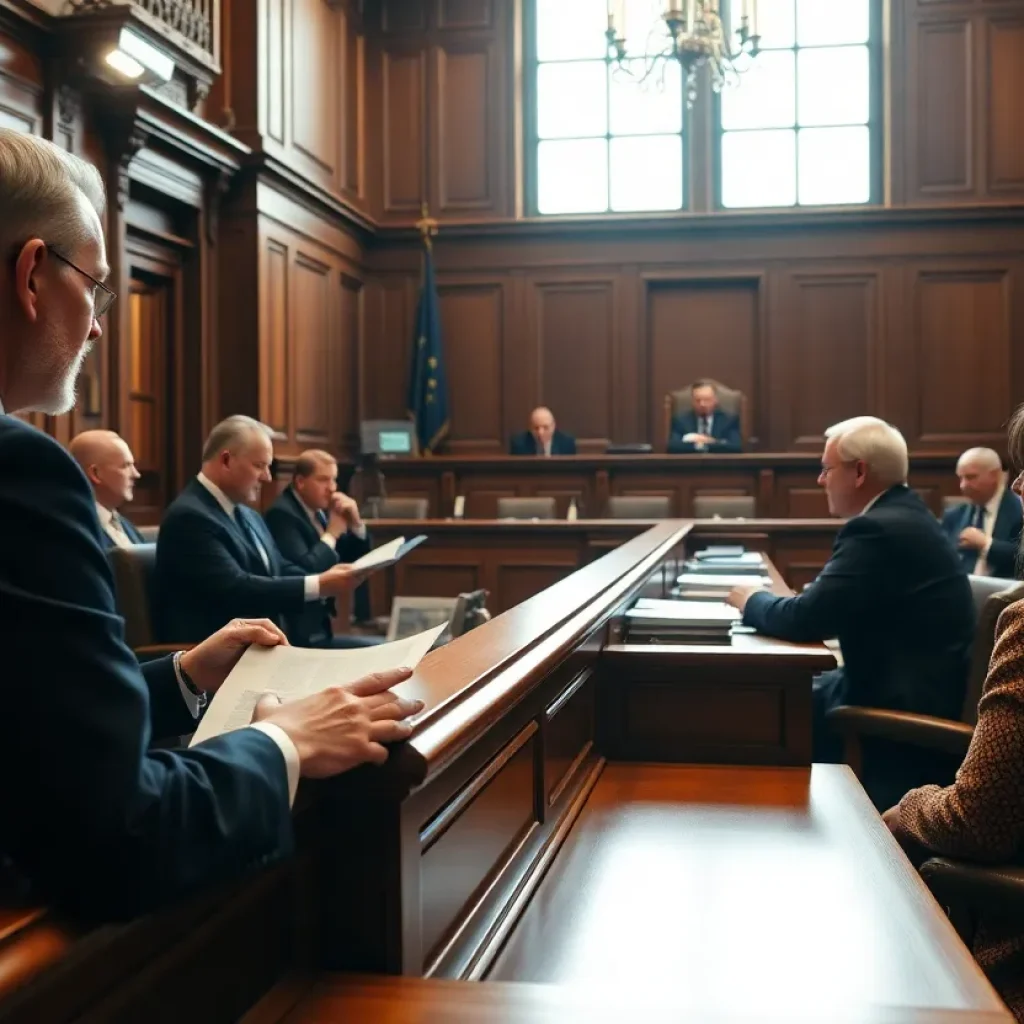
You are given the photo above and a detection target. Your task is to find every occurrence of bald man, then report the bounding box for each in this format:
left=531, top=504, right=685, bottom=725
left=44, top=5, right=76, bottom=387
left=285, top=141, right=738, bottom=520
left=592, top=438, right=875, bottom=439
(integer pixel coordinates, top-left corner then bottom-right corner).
left=941, top=447, right=1022, bottom=578
left=509, top=407, right=576, bottom=457
left=69, top=430, right=144, bottom=549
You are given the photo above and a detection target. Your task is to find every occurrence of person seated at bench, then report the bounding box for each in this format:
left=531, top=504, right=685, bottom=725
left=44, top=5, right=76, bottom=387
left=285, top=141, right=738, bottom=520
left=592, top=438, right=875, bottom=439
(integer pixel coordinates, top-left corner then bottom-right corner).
left=942, top=446, right=1022, bottom=579
left=885, top=410, right=1024, bottom=1018
left=726, top=416, right=974, bottom=763
left=0, top=128, right=423, bottom=920
left=667, top=380, right=742, bottom=454
left=69, top=429, right=144, bottom=549
left=509, top=406, right=576, bottom=457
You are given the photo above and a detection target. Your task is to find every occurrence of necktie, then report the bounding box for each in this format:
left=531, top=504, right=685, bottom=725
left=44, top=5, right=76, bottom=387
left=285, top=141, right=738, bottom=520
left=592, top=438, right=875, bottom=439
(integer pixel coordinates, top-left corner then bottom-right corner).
left=235, top=507, right=271, bottom=572
left=316, top=509, right=328, bottom=532
left=972, top=505, right=986, bottom=530
left=107, top=511, right=133, bottom=549
left=703, top=416, right=711, bottom=436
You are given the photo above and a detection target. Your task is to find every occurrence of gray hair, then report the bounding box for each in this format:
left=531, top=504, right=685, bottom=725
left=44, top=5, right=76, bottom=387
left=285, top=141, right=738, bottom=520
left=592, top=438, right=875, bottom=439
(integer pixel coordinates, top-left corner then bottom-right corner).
left=201, top=415, right=272, bottom=462
left=824, top=416, right=908, bottom=487
left=0, top=129, right=106, bottom=253
left=957, top=447, right=1002, bottom=473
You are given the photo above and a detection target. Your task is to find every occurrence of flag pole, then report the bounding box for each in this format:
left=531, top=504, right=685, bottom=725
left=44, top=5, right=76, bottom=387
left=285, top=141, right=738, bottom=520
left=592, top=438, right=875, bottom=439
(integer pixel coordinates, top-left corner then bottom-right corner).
left=411, top=204, right=440, bottom=457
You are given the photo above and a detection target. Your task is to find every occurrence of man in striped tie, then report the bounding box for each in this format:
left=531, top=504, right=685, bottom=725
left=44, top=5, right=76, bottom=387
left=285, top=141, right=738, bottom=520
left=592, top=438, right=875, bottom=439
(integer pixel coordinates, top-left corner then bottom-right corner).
left=70, top=430, right=145, bottom=549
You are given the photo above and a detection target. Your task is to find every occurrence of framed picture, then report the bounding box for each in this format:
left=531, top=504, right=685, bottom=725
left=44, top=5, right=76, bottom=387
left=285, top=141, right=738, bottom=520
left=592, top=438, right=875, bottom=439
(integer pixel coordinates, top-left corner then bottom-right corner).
left=385, top=596, right=459, bottom=642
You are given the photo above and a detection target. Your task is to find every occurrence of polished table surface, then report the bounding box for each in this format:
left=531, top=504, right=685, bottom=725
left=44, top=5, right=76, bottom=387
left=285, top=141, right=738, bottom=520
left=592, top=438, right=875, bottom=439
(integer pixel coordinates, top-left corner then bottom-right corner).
left=488, top=764, right=1006, bottom=1020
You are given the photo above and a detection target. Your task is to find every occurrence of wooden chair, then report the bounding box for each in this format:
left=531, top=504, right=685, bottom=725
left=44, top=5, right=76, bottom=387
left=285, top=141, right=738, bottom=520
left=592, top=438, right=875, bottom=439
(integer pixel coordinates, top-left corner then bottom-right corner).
left=371, top=497, right=429, bottom=519
left=497, top=496, right=557, bottom=520
left=663, top=379, right=749, bottom=451
left=107, top=544, right=193, bottom=660
left=692, top=494, right=756, bottom=519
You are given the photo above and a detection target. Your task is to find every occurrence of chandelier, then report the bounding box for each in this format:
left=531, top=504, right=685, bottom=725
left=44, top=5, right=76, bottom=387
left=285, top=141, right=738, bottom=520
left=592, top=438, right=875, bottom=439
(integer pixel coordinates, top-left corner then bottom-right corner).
left=605, top=1, right=760, bottom=104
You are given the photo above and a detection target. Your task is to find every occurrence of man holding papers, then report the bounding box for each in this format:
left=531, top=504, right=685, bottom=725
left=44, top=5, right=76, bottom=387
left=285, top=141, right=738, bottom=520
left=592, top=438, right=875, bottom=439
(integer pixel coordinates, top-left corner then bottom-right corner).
left=157, top=416, right=374, bottom=647
left=0, top=132, right=423, bottom=918
left=725, top=417, right=973, bottom=774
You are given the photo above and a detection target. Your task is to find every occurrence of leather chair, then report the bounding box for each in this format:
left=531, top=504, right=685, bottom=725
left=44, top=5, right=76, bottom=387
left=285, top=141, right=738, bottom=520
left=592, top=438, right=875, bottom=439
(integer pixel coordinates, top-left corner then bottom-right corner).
left=828, top=580, right=1024, bottom=800
left=920, top=857, right=1024, bottom=948
left=663, top=379, right=748, bottom=452
left=497, top=496, right=557, bottom=520
left=107, top=543, right=193, bottom=660
left=372, top=497, right=429, bottom=519
left=692, top=495, right=756, bottom=519
left=606, top=495, right=672, bottom=519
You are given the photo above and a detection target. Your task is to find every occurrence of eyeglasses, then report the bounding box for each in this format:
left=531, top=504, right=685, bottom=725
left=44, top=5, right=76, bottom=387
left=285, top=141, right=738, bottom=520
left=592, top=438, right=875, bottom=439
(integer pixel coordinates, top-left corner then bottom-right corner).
left=47, top=246, right=117, bottom=318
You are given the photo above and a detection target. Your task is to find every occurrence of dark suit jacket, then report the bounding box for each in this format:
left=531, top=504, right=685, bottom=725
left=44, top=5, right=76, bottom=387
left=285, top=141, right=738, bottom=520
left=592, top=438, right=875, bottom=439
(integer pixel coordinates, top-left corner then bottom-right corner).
left=0, top=416, right=292, bottom=919
left=264, top=487, right=371, bottom=645
left=941, top=489, right=1022, bottom=579
left=509, top=430, right=577, bottom=456
left=743, top=486, right=974, bottom=720
left=99, top=509, right=145, bottom=549
left=156, top=478, right=313, bottom=644
left=668, top=410, right=742, bottom=454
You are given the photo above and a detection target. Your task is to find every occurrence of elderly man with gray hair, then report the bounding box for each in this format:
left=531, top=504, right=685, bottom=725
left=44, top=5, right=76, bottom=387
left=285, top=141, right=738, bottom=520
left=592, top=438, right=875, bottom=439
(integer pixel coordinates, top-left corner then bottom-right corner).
left=941, top=446, right=1022, bottom=579
left=0, top=130, right=421, bottom=918
left=727, top=416, right=974, bottom=781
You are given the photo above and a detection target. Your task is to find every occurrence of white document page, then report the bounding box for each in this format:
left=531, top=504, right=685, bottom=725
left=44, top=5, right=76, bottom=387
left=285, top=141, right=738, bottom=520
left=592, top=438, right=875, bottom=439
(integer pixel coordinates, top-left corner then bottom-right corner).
left=350, top=536, right=406, bottom=571
left=189, top=623, right=446, bottom=746
left=675, top=573, right=773, bottom=589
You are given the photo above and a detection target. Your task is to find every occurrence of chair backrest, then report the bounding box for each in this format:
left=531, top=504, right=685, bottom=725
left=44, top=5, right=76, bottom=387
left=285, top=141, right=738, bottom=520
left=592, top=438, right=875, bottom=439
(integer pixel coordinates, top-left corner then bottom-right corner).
left=664, top=379, right=747, bottom=449
left=497, top=496, right=557, bottom=520
left=137, top=525, right=159, bottom=542
left=606, top=495, right=672, bottom=519
left=962, top=581, right=1024, bottom=724
left=108, top=543, right=158, bottom=648
left=375, top=497, right=429, bottom=519
left=692, top=495, right=756, bottom=519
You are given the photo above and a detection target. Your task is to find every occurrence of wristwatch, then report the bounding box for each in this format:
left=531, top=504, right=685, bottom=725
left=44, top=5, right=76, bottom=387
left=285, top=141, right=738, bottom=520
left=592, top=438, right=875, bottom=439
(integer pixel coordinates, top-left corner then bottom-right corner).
left=173, top=650, right=207, bottom=704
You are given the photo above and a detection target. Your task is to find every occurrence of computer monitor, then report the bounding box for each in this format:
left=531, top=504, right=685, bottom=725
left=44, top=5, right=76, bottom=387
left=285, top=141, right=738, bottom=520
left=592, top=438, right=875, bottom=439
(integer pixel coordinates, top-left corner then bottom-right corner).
left=385, top=596, right=458, bottom=642
left=360, top=420, right=416, bottom=458
left=449, top=589, right=490, bottom=639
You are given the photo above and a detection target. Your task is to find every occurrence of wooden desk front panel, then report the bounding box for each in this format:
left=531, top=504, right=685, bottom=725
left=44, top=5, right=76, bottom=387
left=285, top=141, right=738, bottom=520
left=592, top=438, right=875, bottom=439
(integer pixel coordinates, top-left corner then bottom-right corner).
left=370, top=453, right=959, bottom=520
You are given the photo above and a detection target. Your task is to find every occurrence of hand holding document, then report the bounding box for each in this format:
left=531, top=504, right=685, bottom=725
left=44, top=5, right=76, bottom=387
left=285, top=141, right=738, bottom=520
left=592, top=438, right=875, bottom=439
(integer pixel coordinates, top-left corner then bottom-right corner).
left=190, top=623, right=445, bottom=747
left=350, top=535, right=428, bottom=572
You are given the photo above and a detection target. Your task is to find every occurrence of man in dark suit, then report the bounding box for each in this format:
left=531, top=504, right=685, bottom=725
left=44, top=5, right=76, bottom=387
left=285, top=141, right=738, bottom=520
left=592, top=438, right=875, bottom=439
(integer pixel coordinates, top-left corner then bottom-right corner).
left=0, top=128, right=421, bottom=919
left=667, top=380, right=742, bottom=453
left=941, top=447, right=1022, bottom=579
left=69, top=429, right=145, bottom=548
left=157, top=417, right=370, bottom=647
left=265, top=449, right=379, bottom=647
left=726, top=417, right=973, bottom=771
left=509, top=406, right=577, bottom=456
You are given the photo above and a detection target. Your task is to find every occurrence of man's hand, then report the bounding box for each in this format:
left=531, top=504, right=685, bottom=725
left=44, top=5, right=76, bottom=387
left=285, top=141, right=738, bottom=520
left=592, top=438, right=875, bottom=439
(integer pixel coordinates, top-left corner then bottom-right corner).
left=958, top=526, right=987, bottom=551
left=692, top=434, right=716, bottom=445
left=251, top=667, right=424, bottom=777
left=725, top=586, right=760, bottom=613
left=318, top=563, right=371, bottom=597
left=326, top=491, right=363, bottom=537
left=179, top=618, right=288, bottom=694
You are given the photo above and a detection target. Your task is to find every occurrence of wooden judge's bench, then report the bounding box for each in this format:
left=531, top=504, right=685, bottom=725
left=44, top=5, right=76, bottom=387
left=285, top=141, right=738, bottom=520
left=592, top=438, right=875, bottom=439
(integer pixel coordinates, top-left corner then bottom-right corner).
left=0, top=524, right=1008, bottom=1023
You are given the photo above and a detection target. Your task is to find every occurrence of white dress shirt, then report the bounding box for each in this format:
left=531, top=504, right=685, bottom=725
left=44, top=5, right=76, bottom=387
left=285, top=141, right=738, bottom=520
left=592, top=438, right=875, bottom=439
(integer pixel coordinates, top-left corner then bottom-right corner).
left=683, top=413, right=715, bottom=450
left=96, top=502, right=134, bottom=549
left=971, top=484, right=1004, bottom=577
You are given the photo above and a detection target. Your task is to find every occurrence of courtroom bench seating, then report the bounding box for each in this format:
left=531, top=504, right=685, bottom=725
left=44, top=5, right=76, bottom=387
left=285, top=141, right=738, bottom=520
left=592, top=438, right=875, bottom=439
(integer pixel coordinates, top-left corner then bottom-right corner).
left=605, top=495, right=670, bottom=518
left=496, top=496, right=557, bottom=519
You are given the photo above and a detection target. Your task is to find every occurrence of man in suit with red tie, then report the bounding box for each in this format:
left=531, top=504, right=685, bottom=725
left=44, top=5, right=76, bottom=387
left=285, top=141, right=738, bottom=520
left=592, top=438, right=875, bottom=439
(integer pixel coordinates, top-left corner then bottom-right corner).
left=69, top=429, right=145, bottom=549
left=265, top=449, right=379, bottom=647
left=941, top=447, right=1022, bottom=579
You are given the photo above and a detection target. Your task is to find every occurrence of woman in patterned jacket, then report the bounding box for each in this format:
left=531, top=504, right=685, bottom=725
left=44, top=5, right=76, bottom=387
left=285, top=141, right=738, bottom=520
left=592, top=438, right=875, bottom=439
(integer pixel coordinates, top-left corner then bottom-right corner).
left=885, top=403, right=1024, bottom=1019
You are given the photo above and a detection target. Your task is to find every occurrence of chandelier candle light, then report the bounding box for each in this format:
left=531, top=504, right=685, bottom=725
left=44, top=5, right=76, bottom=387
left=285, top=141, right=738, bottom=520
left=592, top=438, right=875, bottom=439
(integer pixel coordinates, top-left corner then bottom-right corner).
left=606, top=0, right=760, bottom=103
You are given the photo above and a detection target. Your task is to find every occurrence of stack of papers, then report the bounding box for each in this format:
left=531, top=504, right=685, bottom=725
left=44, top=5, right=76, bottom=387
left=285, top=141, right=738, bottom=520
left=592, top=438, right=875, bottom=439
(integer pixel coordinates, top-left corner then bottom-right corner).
left=676, top=572, right=772, bottom=589
left=682, top=551, right=766, bottom=575
left=626, top=598, right=740, bottom=643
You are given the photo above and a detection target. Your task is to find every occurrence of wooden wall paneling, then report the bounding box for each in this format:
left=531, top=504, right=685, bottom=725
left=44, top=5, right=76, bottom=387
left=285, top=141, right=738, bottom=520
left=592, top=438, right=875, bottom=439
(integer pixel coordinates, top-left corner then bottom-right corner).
left=915, top=265, right=1013, bottom=446
left=905, top=14, right=974, bottom=199
left=985, top=13, right=1024, bottom=196
left=438, top=279, right=505, bottom=451
left=381, top=45, right=428, bottom=215
left=643, top=274, right=763, bottom=448
left=381, top=0, right=429, bottom=34
left=438, top=0, right=495, bottom=30
left=290, top=248, right=334, bottom=449
left=432, top=35, right=503, bottom=215
left=776, top=270, right=881, bottom=449
left=262, top=0, right=287, bottom=146
left=528, top=276, right=616, bottom=449
left=0, top=31, right=43, bottom=133
left=362, top=273, right=417, bottom=419
left=337, top=272, right=363, bottom=453
left=341, top=5, right=366, bottom=201
left=259, top=228, right=290, bottom=438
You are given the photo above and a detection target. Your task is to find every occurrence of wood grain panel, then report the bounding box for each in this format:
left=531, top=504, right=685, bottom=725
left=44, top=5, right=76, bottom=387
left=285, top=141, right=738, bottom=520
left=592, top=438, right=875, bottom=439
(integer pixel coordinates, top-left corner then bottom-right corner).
left=916, top=270, right=1011, bottom=443
left=382, top=48, right=426, bottom=212
left=496, top=563, right=578, bottom=611
left=290, top=0, right=339, bottom=178
left=781, top=273, right=878, bottom=447
left=264, top=0, right=286, bottom=144
left=337, top=274, right=362, bottom=449
left=533, top=280, right=614, bottom=445
left=362, top=276, right=413, bottom=419
left=440, top=283, right=504, bottom=450
left=435, top=41, right=494, bottom=212
left=986, top=16, right=1024, bottom=194
left=341, top=10, right=364, bottom=198
left=396, top=560, right=483, bottom=598
left=909, top=19, right=973, bottom=196
left=439, top=0, right=494, bottom=29
left=261, top=238, right=289, bottom=435
left=291, top=253, right=332, bottom=444
left=381, top=0, right=427, bottom=33
left=646, top=278, right=760, bottom=444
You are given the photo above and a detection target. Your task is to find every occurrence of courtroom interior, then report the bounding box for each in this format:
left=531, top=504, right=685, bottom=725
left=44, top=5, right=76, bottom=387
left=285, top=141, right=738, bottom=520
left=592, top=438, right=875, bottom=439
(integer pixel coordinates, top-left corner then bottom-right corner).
left=2, top=0, right=1024, bottom=1020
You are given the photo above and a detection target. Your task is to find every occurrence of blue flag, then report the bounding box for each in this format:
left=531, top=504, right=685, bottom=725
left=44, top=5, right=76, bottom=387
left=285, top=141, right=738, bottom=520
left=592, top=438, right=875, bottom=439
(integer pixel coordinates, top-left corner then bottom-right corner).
left=406, top=245, right=449, bottom=454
